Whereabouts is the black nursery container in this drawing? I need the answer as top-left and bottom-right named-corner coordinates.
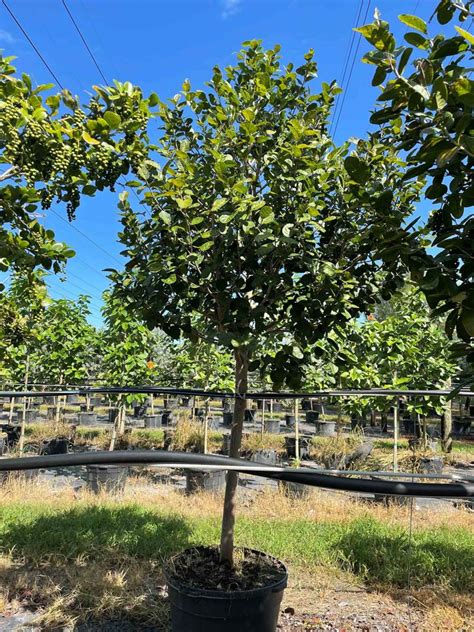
top-left (285, 414), bottom-right (295, 428)
top-left (162, 410), bottom-right (173, 426)
top-left (165, 547), bottom-right (287, 632)
top-left (144, 414), bottom-right (162, 429)
top-left (223, 412), bottom-right (233, 427)
top-left (305, 410), bottom-right (319, 424)
top-left (185, 469), bottom-right (226, 493)
top-left (245, 409), bottom-right (256, 422)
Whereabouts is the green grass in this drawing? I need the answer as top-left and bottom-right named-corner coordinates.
top-left (0, 502), bottom-right (471, 592)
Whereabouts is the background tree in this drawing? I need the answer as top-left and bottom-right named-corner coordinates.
top-left (356, 0), bottom-right (474, 385)
top-left (101, 291), bottom-right (156, 446)
top-left (111, 42), bottom-right (420, 566)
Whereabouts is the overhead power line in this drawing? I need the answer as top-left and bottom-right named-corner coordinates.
top-left (48, 207), bottom-right (122, 265)
top-left (1, 0), bottom-right (64, 89)
top-left (332, 0), bottom-right (372, 138)
top-left (61, 0), bottom-right (109, 85)
top-left (330, 0), bottom-right (364, 136)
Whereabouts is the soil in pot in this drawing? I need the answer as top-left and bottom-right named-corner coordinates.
top-left (86, 464), bottom-right (128, 494)
top-left (263, 419), bottom-right (280, 434)
top-left (165, 545), bottom-right (287, 632)
top-left (185, 469), bottom-right (226, 493)
top-left (144, 414), bottom-right (162, 429)
top-left (80, 404), bottom-right (93, 412)
top-left (78, 412), bottom-right (98, 426)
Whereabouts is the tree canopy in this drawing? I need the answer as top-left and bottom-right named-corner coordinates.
top-left (357, 0), bottom-right (474, 385)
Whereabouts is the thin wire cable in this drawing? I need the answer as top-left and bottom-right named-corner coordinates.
top-left (61, 0), bottom-right (109, 85)
top-left (47, 208), bottom-right (122, 265)
top-left (48, 274), bottom-right (103, 303)
top-left (330, 0), bottom-right (364, 136)
top-left (2, 2), bottom-right (124, 275)
top-left (64, 269), bottom-right (105, 295)
top-left (1, 0), bottom-right (64, 89)
top-left (60, 0), bottom-right (148, 214)
top-left (332, 0), bottom-right (371, 138)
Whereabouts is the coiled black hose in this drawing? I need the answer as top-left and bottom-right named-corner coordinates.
top-left (0, 451), bottom-right (472, 498)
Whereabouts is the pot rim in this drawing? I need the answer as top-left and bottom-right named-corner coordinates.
top-left (164, 545), bottom-right (287, 600)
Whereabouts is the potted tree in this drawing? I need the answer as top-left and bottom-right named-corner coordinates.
top-left (111, 42), bottom-right (418, 631)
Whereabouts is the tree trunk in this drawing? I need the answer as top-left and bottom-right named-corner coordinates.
top-left (441, 379), bottom-right (453, 453)
top-left (18, 355), bottom-right (30, 453)
top-left (219, 348), bottom-right (248, 566)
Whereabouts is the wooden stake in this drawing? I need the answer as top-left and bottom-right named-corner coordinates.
top-left (393, 396), bottom-right (399, 472)
top-left (295, 398), bottom-right (300, 461)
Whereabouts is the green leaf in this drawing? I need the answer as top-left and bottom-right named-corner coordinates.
top-left (159, 210), bottom-right (171, 225)
top-left (455, 26), bottom-right (474, 46)
top-left (211, 198), bottom-right (228, 212)
top-left (103, 111), bottom-right (122, 129)
top-left (82, 131), bottom-right (100, 145)
top-left (398, 47), bottom-right (412, 74)
top-left (344, 156), bottom-right (371, 184)
top-left (398, 14), bottom-right (427, 34)
top-left (404, 32), bottom-right (428, 49)
top-left (372, 66), bottom-right (387, 87)
top-left (461, 309), bottom-right (474, 338)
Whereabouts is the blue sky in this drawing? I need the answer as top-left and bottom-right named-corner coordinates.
top-left (1, 0), bottom-right (442, 326)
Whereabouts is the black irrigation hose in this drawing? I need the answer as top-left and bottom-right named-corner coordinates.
top-left (0, 451), bottom-right (472, 498)
top-left (2, 386), bottom-right (474, 399)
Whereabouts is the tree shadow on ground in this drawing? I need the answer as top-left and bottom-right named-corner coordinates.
top-left (0, 505), bottom-right (192, 630)
top-left (334, 517), bottom-right (473, 594)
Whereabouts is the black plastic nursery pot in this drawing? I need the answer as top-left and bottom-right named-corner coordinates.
top-left (205, 417), bottom-right (220, 431)
top-left (108, 408), bottom-right (120, 424)
top-left (402, 417), bottom-right (421, 436)
top-left (263, 419), bottom-right (280, 434)
top-left (350, 415), bottom-right (366, 431)
top-left (305, 410), bottom-right (319, 424)
top-left (223, 412), bottom-right (233, 427)
top-left (86, 464), bottom-right (128, 494)
top-left (317, 421), bottom-right (336, 437)
top-left (134, 404), bottom-right (148, 418)
top-left (24, 409), bottom-right (36, 423)
top-left (279, 479), bottom-right (310, 499)
top-left (285, 435), bottom-right (311, 459)
top-left (421, 457), bottom-right (444, 474)
top-left (78, 412), bottom-right (98, 426)
top-left (285, 414), bottom-right (295, 428)
top-left (66, 394), bottom-right (79, 405)
top-left (453, 418), bottom-right (471, 436)
top-left (165, 546), bottom-right (287, 632)
top-left (144, 414), bottom-right (162, 429)
top-left (46, 406), bottom-right (57, 420)
top-left (185, 469), bottom-right (226, 493)
top-left (162, 411), bottom-right (173, 426)
top-left (245, 408), bottom-right (256, 422)
top-left (250, 449), bottom-right (277, 465)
